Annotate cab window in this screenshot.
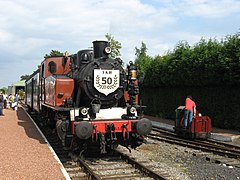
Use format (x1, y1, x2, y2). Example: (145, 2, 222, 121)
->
(48, 61, 56, 74)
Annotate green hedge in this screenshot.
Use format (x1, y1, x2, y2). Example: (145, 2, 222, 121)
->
(139, 33, 240, 87)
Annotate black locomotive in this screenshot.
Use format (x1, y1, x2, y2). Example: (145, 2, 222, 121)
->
(25, 40, 152, 154)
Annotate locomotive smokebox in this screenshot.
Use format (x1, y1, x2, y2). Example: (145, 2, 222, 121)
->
(136, 118, 152, 136)
(93, 40, 111, 59)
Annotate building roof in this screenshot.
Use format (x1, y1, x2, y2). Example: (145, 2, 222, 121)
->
(11, 80, 25, 87)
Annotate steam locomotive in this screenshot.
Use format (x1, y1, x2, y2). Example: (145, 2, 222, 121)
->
(25, 41, 152, 154)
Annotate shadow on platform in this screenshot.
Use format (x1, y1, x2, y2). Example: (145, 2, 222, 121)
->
(16, 107, 47, 144)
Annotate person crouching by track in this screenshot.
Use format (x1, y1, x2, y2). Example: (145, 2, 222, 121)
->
(184, 95, 196, 129)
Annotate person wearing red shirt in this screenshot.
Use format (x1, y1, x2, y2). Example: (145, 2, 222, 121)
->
(184, 95, 196, 128)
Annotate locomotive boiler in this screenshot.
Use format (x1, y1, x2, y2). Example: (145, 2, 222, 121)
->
(25, 40, 152, 154)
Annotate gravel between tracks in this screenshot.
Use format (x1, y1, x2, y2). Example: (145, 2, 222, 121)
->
(118, 139, 240, 180)
(117, 115, 240, 180)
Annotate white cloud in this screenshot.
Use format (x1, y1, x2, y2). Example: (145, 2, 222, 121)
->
(0, 0, 239, 87)
(176, 0, 240, 18)
(0, 29, 13, 42)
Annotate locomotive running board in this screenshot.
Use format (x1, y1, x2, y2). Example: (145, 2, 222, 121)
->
(41, 103, 75, 112)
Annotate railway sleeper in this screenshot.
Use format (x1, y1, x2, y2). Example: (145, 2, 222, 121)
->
(89, 164, 132, 170)
(99, 173, 149, 179)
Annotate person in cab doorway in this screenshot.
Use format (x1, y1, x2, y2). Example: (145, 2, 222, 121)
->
(184, 95, 196, 129)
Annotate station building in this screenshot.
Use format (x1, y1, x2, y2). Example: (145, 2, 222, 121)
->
(8, 80, 25, 95)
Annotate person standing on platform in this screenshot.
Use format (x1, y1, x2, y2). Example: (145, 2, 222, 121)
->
(14, 94, 19, 110)
(8, 94, 14, 110)
(184, 95, 196, 129)
(0, 92, 4, 116)
(3, 93, 7, 109)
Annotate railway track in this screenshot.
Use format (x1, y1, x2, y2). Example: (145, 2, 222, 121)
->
(77, 149, 169, 180)
(148, 127, 240, 167)
(25, 106, 169, 180)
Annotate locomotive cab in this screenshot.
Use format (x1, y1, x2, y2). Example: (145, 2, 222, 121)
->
(175, 106, 212, 139)
(72, 49, 94, 68)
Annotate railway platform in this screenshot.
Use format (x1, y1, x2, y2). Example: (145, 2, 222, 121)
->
(0, 106, 70, 179)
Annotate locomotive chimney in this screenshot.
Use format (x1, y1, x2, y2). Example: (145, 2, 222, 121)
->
(93, 40, 111, 60)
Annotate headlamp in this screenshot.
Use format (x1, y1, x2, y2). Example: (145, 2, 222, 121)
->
(105, 47, 111, 54)
(80, 107, 88, 116)
(130, 107, 137, 114)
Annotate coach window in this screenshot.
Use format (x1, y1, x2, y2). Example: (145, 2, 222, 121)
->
(48, 61, 56, 74)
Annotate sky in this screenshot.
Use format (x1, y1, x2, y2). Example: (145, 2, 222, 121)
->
(0, 0, 239, 88)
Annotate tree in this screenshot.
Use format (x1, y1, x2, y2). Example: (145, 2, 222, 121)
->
(134, 42, 152, 82)
(105, 34, 122, 59)
(138, 31, 240, 87)
(0, 88, 7, 94)
(44, 50, 63, 58)
(135, 42, 147, 58)
(20, 75, 30, 81)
